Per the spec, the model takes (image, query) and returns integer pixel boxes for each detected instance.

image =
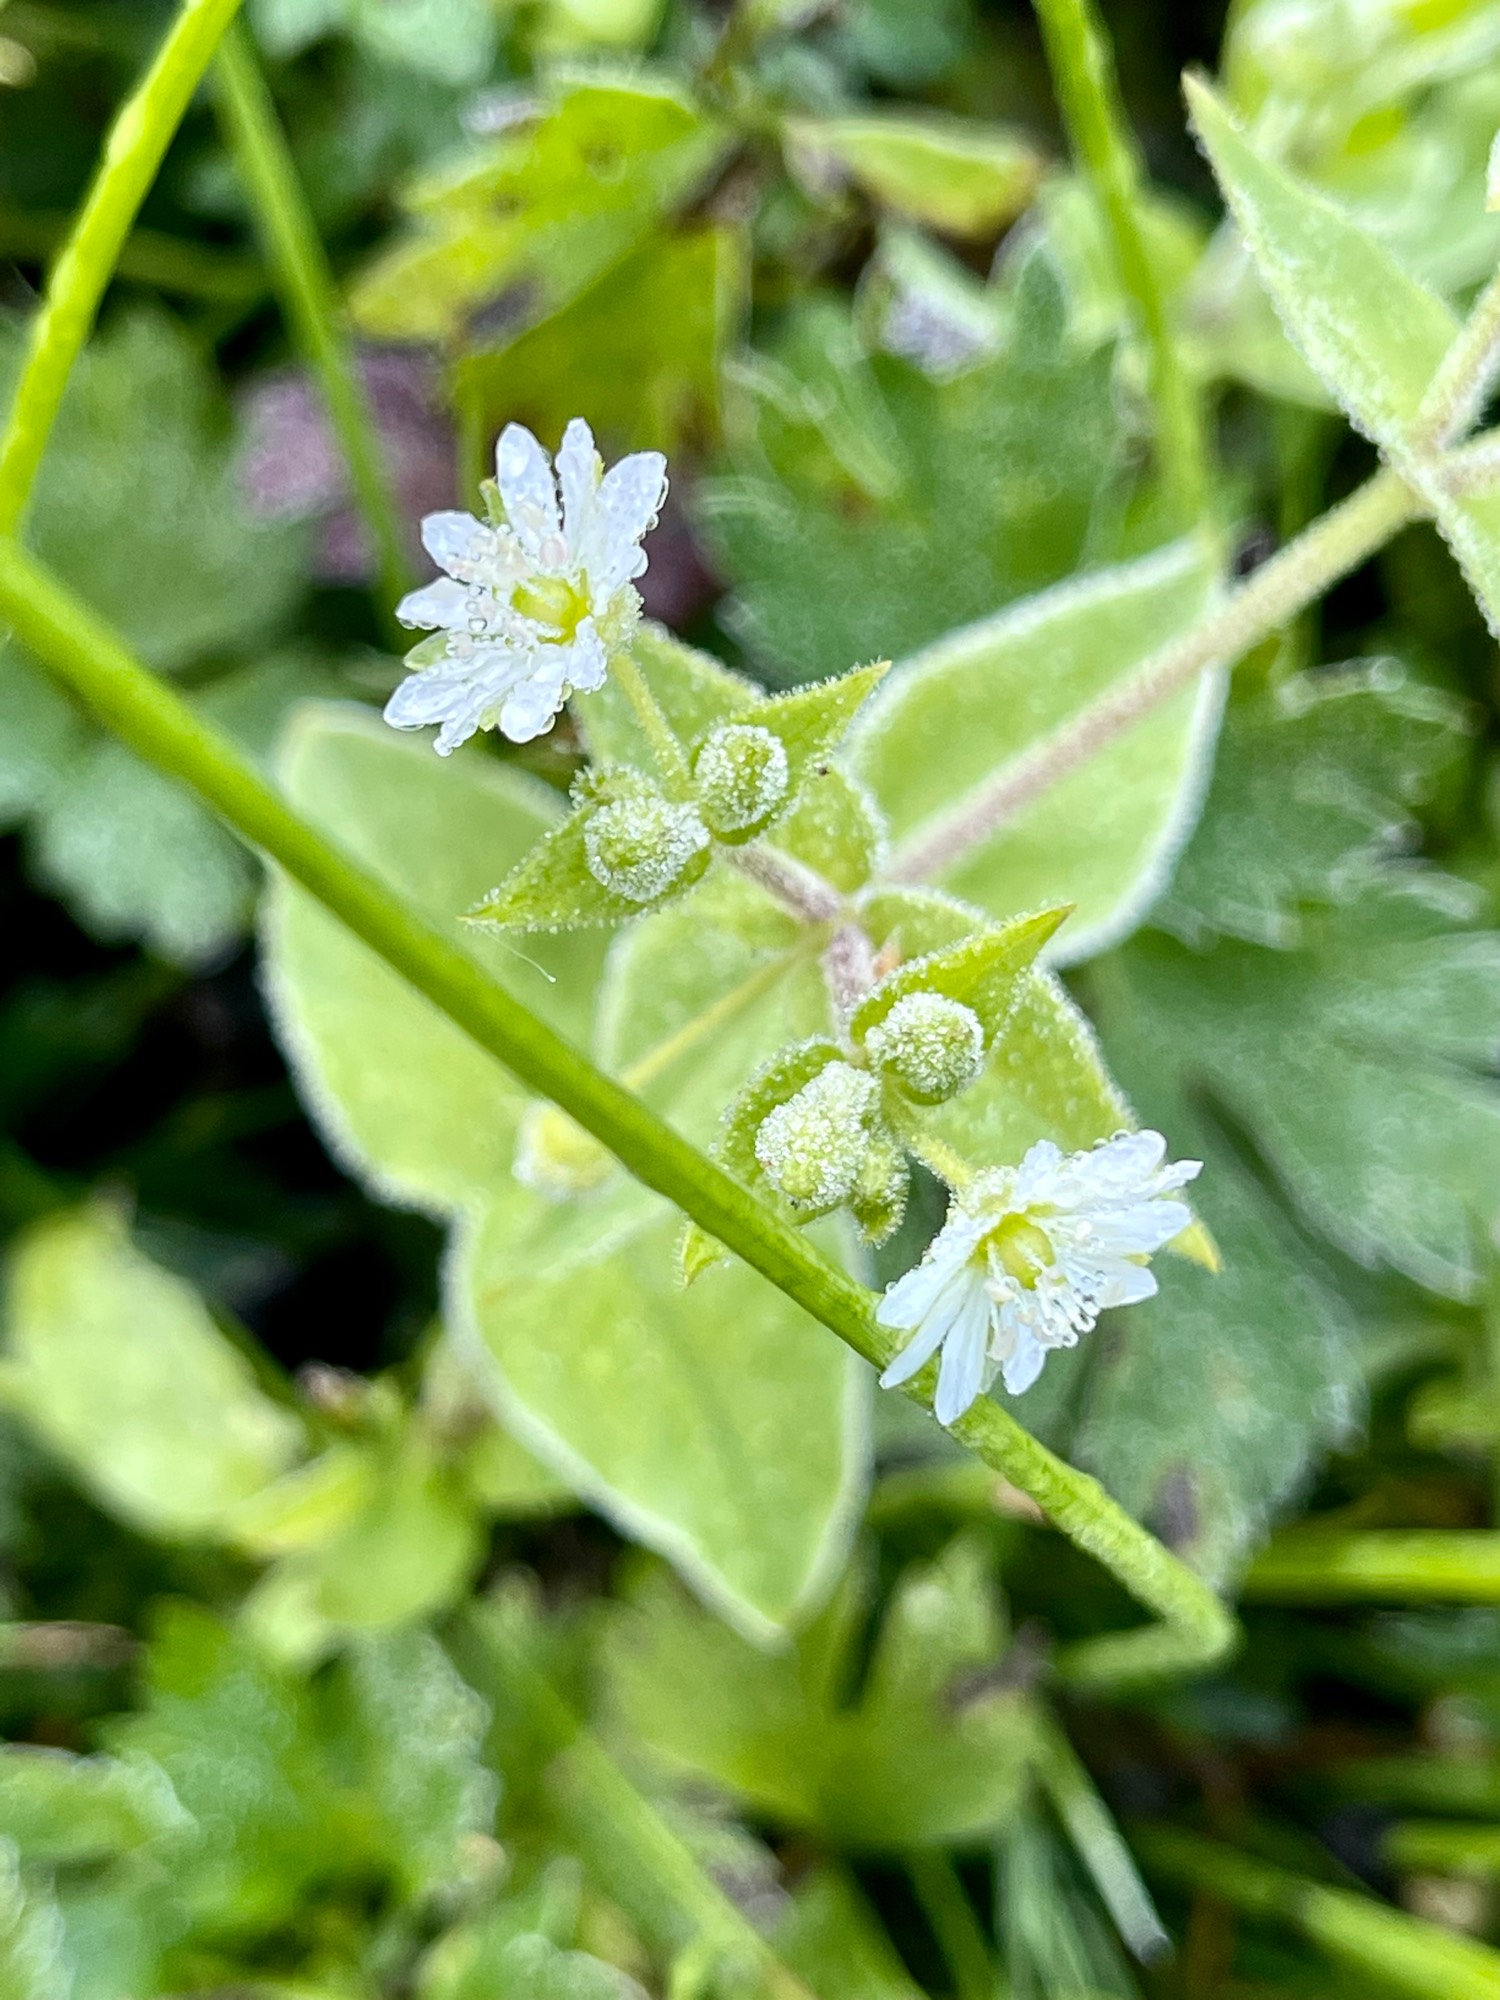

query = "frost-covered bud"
[514,1103,614,1198]
[755,1062,880,1211]
[584,791,710,904]
[850,1132,910,1246]
[865,992,985,1104]
[694,723,791,843]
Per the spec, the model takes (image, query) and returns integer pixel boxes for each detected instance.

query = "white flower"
[877,1131,1201,1427]
[384,418,667,754]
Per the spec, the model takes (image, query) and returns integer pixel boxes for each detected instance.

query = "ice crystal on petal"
[877,1130,1200,1426]
[384,418,667,753]
[755,1062,882,1211]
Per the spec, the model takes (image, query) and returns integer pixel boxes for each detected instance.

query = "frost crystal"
[583,792,709,905]
[755,1062,881,1210]
[694,723,791,841]
[878,1131,1200,1425]
[384,418,667,753]
[865,991,985,1104]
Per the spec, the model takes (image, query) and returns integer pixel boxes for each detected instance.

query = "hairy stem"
[887,467,1422,885]
[729,842,845,923]
[1413,265,1500,449]
[1138,1826,1500,2000]
[609,647,694,793]
[0,0,244,534]
[1244,1529,1500,1603]
[821,920,876,1019]
[1030,0,1205,520]
[213,22,411,635]
[0,536,1237,1692]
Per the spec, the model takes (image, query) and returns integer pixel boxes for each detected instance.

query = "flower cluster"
[878,1131,1200,1426]
[385,419,667,753]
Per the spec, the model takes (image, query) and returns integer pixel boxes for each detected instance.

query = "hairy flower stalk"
[386,419,667,752]
[879,1131,1199,1425]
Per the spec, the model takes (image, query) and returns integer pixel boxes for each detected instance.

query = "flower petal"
[587,450,667,593]
[421,509,488,572]
[556,418,601,558]
[934,1289,992,1425]
[396,576,471,631]
[494,423,561,561]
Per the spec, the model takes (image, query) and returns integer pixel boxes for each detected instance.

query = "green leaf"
[850,904,1070,1047]
[1184,75,1457,447]
[0,1750,187,1865]
[455,226,746,456]
[846,537,1223,959]
[785,111,1041,236]
[600,1539,1035,1848]
[702,252,1132,683]
[244,1427,482,1659]
[769,767,887,894]
[0,650,83,833]
[0,1844,67,2000]
[1157,662,1474,948]
[105,1604,341,1933]
[773,1868,925,2000]
[1112,877,1500,1301]
[451,1181,865,1639]
[352,74,725,342]
[1413,477,1500,641]
[262,703,608,1217]
[336,1628,496,1899]
[1074,950,1367,1581]
[484,1936,645,2000]
[0,1206,302,1542]
[464,776,711,934]
[1,310,305,674]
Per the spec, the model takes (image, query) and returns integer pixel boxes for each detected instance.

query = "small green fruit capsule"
[865,991,985,1104]
[584,791,710,904]
[754,1061,879,1211]
[694,723,791,843]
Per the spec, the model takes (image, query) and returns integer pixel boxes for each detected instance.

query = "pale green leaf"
[769,766,887,894]
[786,111,1041,236]
[1185,75,1457,447]
[0,1206,302,1542]
[0,1845,67,2000]
[601,1540,1034,1847]
[262,704,607,1216]
[0,650,83,833]
[1114,877,1500,1301]
[352,75,724,341]
[451,1181,865,1638]
[0,1750,187,1865]
[455,227,746,456]
[703,251,1131,682]
[336,1627,497,1898]
[847,538,1224,960]
[1157,662,1474,949]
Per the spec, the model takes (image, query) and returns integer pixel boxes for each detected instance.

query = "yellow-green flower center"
[511,573,590,639]
[985,1211,1054,1288]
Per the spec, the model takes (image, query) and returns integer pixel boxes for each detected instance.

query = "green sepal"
[850,903,1071,1050]
[848,1133,911,1247]
[679,1036,846,1284]
[714,659,890,806]
[465,773,710,933]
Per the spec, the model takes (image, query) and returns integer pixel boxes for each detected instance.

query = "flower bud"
[514,1103,614,1199]
[850,1132,910,1246]
[584,790,710,904]
[755,1062,880,1211]
[865,991,985,1104]
[693,723,791,843]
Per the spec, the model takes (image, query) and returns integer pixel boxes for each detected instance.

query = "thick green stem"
[0,537,1236,1693]
[213,21,411,632]
[888,467,1422,886]
[1244,1530,1500,1603]
[0,0,244,535]
[1386,1823,1500,1878]
[476,1599,816,2000]
[1138,1827,1500,2000]
[1030,0,1205,521]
